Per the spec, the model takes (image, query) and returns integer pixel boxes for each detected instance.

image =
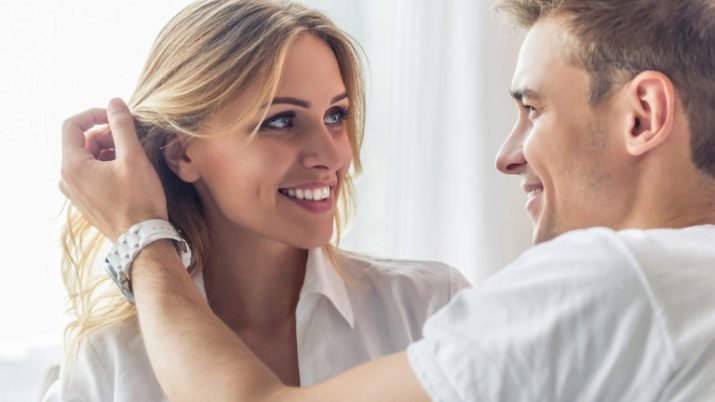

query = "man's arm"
[132,240,429,402]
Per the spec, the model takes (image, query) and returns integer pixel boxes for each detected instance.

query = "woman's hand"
[59,98,168,241]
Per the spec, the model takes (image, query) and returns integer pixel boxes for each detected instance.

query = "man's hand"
[59,98,167,241]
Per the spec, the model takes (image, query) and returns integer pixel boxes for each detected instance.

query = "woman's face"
[176,34,353,248]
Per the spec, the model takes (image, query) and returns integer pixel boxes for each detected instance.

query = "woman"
[43,0,469,400]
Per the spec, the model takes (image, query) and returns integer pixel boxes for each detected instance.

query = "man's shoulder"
[471,227,662,332]
[410,227,687,401]
[506,227,638,281]
[412,226,715,400]
[518,224,715,280]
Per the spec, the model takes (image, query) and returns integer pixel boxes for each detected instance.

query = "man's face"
[495,16,627,244]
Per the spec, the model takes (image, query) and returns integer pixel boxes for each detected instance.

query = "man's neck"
[618,163,715,230]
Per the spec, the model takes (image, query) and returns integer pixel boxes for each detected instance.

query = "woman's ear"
[163,135,201,183]
[623,71,675,157]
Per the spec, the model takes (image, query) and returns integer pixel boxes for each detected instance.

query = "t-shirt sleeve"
[406,228,676,402]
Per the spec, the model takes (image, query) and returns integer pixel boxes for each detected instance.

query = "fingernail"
[108,98,123,112]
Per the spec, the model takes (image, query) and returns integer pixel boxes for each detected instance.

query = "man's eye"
[261,112,295,130]
[324,107,349,126]
[522,104,539,118]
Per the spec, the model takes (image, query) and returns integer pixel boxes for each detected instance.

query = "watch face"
[104,258,135,304]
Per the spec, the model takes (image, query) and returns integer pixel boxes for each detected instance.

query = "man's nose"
[495,123,527,175]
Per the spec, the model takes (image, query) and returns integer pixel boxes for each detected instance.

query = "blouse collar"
[191,247,355,329]
[300,248,355,329]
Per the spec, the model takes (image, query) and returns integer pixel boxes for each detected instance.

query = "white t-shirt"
[408,225,715,401]
[43,248,469,401]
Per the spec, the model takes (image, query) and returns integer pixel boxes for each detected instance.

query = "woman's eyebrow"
[330,92,348,103]
[270,92,349,109]
[272,97,310,108]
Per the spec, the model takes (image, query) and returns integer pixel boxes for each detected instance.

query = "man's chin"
[532,218,560,245]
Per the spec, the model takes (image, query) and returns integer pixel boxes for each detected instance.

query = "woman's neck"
[201,225,308,333]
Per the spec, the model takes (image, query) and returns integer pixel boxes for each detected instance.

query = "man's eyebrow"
[270,92,349,109]
[510,88,542,102]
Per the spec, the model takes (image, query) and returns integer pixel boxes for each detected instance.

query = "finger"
[58,179,68,198]
[62,108,109,157]
[85,126,115,158]
[98,148,116,161]
[107,98,142,160]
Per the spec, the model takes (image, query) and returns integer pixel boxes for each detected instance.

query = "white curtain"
[303,0,532,284]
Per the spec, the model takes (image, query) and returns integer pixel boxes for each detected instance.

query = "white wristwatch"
[104,219,192,304]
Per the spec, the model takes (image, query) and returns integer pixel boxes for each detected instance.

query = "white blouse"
[43,248,469,401]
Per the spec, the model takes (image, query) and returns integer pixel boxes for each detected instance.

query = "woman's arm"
[60,99,431,402]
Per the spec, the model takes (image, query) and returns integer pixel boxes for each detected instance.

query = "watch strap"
[104,219,192,304]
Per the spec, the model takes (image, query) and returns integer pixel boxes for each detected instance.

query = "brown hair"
[495,0,715,178]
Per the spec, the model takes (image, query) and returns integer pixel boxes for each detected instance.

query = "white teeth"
[281,186,331,201]
[527,189,543,198]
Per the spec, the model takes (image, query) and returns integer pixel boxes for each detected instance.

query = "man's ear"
[163,135,201,183]
[623,71,676,156]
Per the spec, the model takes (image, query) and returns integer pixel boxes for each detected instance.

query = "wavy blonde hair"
[61,0,365,363]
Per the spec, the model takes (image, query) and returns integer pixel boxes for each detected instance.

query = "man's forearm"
[131,240,286,402]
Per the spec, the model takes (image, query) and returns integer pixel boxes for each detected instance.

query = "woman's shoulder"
[54,317,163,401]
[71,316,148,380]
[82,316,144,356]
[336,250,471,298]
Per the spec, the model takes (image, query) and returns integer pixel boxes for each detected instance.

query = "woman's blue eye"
[325,108,349,126]
[261,112,295,130]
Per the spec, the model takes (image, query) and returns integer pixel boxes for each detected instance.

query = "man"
[60,0,715,400]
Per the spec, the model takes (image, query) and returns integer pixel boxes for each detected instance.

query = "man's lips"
[522,182,544,194]
[523,181,544,218]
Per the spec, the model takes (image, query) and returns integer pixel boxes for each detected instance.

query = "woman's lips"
[278,184,335,214]
[280,192,333,214]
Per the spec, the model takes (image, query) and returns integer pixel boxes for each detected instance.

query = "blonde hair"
[61,0,365,363]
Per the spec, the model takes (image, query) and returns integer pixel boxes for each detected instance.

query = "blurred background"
[0,0,529,399]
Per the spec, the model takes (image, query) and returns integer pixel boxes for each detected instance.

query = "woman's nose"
[301,125,347,171]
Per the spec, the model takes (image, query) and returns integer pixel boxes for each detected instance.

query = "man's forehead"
[511,16,579,99]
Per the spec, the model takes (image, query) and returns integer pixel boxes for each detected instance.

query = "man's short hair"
[495,0,715,179]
